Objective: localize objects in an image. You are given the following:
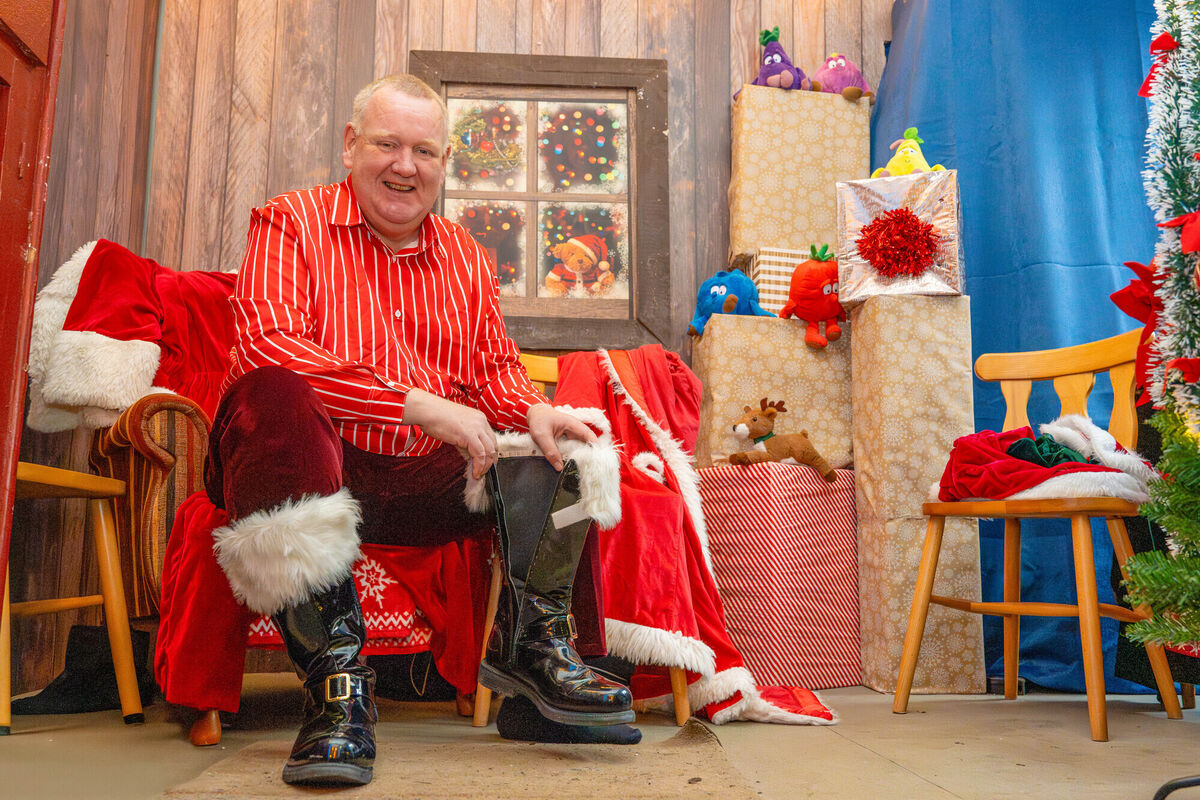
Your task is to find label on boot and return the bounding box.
[551,501,588,530]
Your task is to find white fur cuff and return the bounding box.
[462,406,622,529]
[213,488,363,616]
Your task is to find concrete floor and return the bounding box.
[1,674,1198,799]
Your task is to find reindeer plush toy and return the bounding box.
[728,398,837,482]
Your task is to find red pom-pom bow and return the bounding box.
[855,207,939,278]
[1140,31,1179,98]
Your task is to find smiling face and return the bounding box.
[342,88,450,250]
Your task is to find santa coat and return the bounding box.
[553,346,835,724]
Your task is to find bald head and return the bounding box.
[350,74,447,146]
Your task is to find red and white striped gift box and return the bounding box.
[699,462,862,689]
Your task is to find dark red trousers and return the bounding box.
[156,366,604,712]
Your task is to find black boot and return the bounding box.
[272,577,377,786]
[12,624,155,716]
[478,456,634,726]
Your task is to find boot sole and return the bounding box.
[282,761,373,786]
[478,663,636,726]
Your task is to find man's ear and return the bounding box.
[342,123,358,170]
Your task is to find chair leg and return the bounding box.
[473,558,503,727]
[1106,518,1182,720]
[1070,515,1107,742]
[1,573,10,735]
[89,498,144,725]
[1002,518,1021,700]
[1183,683,1196,710]
[669,666,690,725]
[894,515,945,713]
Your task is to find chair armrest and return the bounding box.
[90,392,213,617]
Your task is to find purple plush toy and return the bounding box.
[811,52,875,104]
[751,27,812,91]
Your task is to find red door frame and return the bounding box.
[0,0,67,590]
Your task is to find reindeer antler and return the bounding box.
[759,398,788,413]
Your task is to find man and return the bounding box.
[209,74,632,787]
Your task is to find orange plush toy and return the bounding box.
[728,398,837,481]
[779,243,845,348]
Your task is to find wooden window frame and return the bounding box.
[411,50,670,351]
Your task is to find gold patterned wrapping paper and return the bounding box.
[836,170,964,308]
[856,512,986,693]
[693,314,853,470]
[850,295,974,521]
[849,294,984,692]
[730,86,870,256]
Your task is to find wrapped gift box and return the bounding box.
[856,512,986,693]
[699,462,862,689]
[730,85,870,256]
[693,313,852,470]
[850,295,974,521]
[751,246,806,315]
[836,170,964,307]
[849,294,984,692]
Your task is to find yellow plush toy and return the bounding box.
[871,127,946,178]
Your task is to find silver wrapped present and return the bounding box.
[836,170,964,307]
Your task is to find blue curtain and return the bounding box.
[872,0,1157,691]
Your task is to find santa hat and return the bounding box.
[568,234,610,271]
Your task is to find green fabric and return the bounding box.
[753,432,775,445]
[1005,435,1089,467]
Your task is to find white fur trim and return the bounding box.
[25,241,97,432]
[213,488,362,616]
[40,330,160,411]
[462,406,622,529]
[631,452,666,484]
[640,665,838,726]
[604,619,716,676]
[1039,414,1159,485]
[1005,471,1150,503]
[595,350,713,570]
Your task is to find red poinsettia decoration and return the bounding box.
[855,207,939,278]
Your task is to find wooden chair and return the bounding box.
[893,329,1183,741]
[471,353,692,727]
[2,462,144,734]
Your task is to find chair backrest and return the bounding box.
[973,328,1140,449]
[519,353,559,393]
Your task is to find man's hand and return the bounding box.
[402,388,497,480]
[526,403,598,471]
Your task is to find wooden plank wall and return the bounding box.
[18,0,892,693]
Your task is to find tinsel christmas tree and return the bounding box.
[1127,0,1200,647]
[449,102,524,186]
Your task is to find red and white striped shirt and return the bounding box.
[228,178,546,457]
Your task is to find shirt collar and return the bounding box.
[330,177,446,260]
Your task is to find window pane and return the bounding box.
[446,99,527,192]
[538,202,629,299]
[537,102,628,194]
[445,199,528,297]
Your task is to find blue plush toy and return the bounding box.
[687,259,775,337]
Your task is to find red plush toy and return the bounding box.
[779,243,845,348]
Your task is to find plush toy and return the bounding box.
[871,127,945,178]
[734,27,815,99]
[728,398,837,481]
[687,254,775,337]
[545,234,616,296]
[778,243,845,348]
[811,52,874,103]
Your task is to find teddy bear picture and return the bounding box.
[544,234,617,297]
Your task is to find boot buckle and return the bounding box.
[325,672,352,702]
[567,613,578,639]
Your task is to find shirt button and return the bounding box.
[393,310,401,319]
